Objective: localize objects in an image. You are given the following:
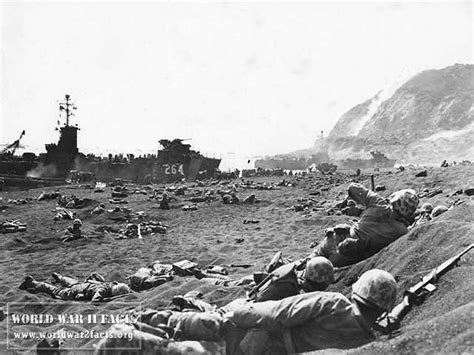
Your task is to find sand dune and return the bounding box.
[1,165,473,353]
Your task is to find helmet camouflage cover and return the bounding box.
[431,205,449,217]
[352,269,397,312]
[305,257,335,284]
[389,189,419,219]
[419,202,433,214]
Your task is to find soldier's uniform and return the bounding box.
[20,274,119,302]
[253,257,335,302]
[313,184,418,266]
[226,292,376,354]
[98,270,397,355]
[62,219,85,242]
[309,224,352,264]
[348,183,410,252]
[66,225,82,238]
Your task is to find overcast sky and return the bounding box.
[1,1,472,160]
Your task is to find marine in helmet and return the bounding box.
[431,205,449,218]
[19,272,131,302]
[351,269,398,315]
[101,269,397,354]
[302,256,335,290]
[251,256,336,302]
[61,218,86,242]
[224,268,398,354]
[171,256,335,314]
[159,192,170,210]
[413,202,434,226]
[311,183,419,267]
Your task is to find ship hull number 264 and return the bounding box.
[163,163,184,175]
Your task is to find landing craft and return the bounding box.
[336,151,397,169]
[0,95,220,187]
[254,129,396,171]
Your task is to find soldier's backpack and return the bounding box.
[250,263,300,302]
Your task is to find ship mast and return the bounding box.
[59,94,76,127]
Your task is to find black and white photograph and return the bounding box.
[1,0,473,353]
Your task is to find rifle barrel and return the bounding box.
[376,244,473,334]
[434,243,474,277]
[247,273,275,299]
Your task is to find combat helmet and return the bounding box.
[419,202,433,214]
[305,257,335,285]
[389,189,419,219]
[431,205,449,218]
[352,269,397,312]
[73,219,82,226]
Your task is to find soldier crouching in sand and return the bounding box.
[61,218,86,242]
[310,183,419,267]
[19,272,130,302]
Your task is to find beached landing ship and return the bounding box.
[0,95,221,184]
[155,139,221,182]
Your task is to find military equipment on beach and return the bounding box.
[227,263,254,269]
[247,251,286,300]
[247,263,300,302]
[172,260,199,276]
[266,251,284,273]
[248,250,303,301]
[374,243,474,334]
[247,272,277,301]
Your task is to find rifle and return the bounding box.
[247,256,308,300]
[247,273,277,300]
[375,243,473,334]
[227,263,254,268]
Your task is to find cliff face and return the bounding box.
[327,93,379,140]
[326,64,474,164]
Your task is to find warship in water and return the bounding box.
[0,95,220,186]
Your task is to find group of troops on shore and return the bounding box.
[19,181,447,354]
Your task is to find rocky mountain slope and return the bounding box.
[324,63,474,164]
[327,93,380,140]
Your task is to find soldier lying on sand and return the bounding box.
[171,256,336,313]
[19,272,130,302]
[310,183,419,266]
[248,256,335,302]
[95,269,397,354]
